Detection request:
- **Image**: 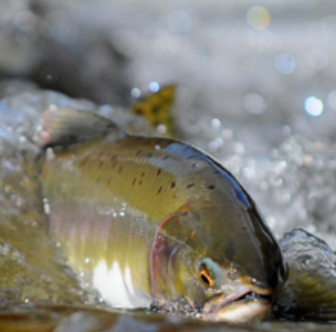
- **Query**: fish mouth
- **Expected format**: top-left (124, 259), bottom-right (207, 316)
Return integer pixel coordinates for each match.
top-left (202, 286), bottom-right (273, 323)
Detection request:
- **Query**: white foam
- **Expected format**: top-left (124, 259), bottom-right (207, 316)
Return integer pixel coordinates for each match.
top-left (92, 260), bottom-right (133, 307)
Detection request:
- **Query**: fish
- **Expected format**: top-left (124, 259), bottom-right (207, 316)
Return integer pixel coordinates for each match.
top-left (38, 107), bottom-right (287, 323)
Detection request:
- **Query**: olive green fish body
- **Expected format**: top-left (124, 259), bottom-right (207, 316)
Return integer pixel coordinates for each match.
top-left (40, 108), bottom-right (286, 322)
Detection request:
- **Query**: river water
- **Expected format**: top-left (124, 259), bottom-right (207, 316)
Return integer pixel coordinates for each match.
top-left (1, 0), bottom-right (336, 331)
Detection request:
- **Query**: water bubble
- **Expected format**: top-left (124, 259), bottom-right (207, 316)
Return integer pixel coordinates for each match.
top-left (247, 6), bottom-right (270, 30)
top-left (243, 93), bottom-right (267, 115)
top-left (274, 53), bottom-right (296, 75)
top-left (305, 96), bottom-right (324, 117)
top-left (148, 82), bottom-right (160, 92)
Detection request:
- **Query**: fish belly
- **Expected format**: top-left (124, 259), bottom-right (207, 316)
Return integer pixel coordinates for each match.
top-left (42, 160), bottom-right (154, 309)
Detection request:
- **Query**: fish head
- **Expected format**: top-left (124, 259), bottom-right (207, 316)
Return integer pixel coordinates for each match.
top-left (150, 200), bottom-right (287, 323)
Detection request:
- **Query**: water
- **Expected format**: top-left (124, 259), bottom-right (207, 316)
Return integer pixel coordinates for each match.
top-left (1, 0), bottom-right (336, 330)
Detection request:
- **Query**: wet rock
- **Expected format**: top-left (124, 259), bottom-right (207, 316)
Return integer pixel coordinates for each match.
top-left (276, 229), bottom-right (336, 322)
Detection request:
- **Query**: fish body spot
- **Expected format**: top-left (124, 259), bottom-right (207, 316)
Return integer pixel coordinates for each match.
top-left (208, 185), bottom-right (215, 190)
top-left (157, 169), bottom-right (162, 176)
top-left (157, 186), bottom-right (162, 194)
top-left (186, 183), bottom-right (195, 189)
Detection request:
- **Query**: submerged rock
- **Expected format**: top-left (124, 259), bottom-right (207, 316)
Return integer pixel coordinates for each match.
top-left (276, 229), bottom-right (336, 322)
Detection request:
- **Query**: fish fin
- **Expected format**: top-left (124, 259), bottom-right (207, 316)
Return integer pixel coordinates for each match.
top-left (149, 213), bottom-right (180, 303)
top-left (130, 85), bottom-right (176, 137)
top-left (149, 206), bottom-right (194, 303)
top-left (39, 108), bottom-right (126, 148)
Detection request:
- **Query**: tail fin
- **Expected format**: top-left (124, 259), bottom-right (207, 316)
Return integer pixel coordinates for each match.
top-left (39, 108), bottom-right (126, 149)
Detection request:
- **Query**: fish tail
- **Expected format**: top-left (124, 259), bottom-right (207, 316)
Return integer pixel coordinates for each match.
top-left (39, 108), bottom-right (126, 148)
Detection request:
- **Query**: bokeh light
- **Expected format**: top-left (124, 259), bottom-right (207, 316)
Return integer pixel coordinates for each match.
top-left (327, 91), bottom-right (336, 111)
top-left (247, 6), bottom-right (271, 30)
top-left (305, 96), bottom-right (324, 117)
top-left (274, 53), bottom-right (296, 75)
top-left (148, 82), bottom-right (160, 92)
top-left (243, 93), bottom-right (267, 115)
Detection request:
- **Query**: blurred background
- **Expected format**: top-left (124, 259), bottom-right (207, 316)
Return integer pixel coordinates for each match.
top-left (1, 0), bottom-right (336, 247)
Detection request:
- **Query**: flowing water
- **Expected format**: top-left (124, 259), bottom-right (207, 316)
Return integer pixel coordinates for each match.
top-left (1, 0), bottom-right (336, 331)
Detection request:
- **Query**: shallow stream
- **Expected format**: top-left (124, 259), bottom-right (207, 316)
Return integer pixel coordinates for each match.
top-left (1, 0), bottom-right (336, 330)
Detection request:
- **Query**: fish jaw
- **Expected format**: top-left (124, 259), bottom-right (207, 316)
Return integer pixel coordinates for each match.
top-left (201, 283), bottom-right (272, 323)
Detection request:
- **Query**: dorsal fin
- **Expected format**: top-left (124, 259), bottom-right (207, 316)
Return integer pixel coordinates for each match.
top-left (39, 108), bottom-right (126, 149)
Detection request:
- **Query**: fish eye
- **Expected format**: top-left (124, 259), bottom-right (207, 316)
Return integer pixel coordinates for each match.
top-left (199, 259), bottom-right (215, 288)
